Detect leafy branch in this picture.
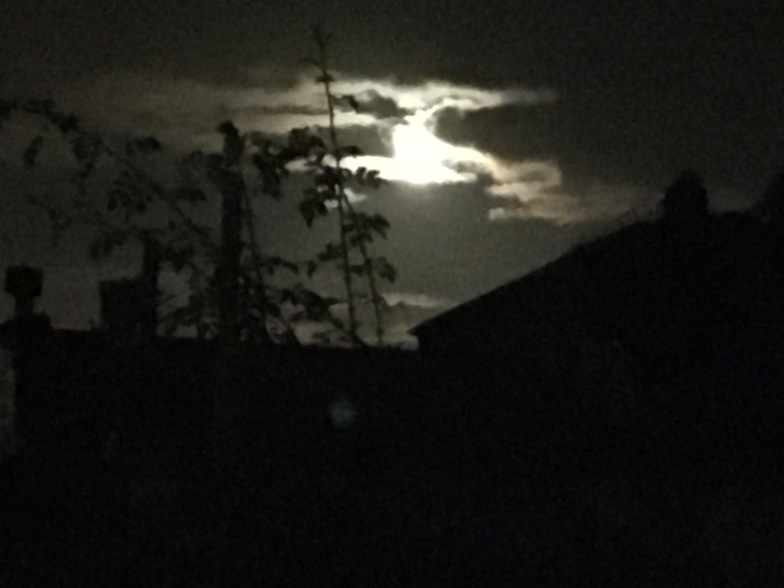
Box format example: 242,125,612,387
2,45,399,348
1,100,312,342
305,26,397,346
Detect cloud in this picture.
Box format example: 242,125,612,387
280,290,454,348
487,180,661,225
383,291,456,310
54,68,657,224
330,78,555,112
56,69,554,151
353,90,408,120
325,186,366,208
337,290,455,348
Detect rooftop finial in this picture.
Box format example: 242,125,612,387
663,169,709,223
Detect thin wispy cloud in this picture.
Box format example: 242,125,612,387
289,290,454,348
488,181,661,225
383,291,456,310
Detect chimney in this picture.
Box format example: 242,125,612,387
1,266,51,351
5,266,43,317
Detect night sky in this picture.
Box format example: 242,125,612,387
1,0,782,342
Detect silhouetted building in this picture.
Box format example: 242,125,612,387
757,168,784,226
412,193,784,398
0,266,53,454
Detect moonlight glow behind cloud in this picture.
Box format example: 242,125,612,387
55,68,656,224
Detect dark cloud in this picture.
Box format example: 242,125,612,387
354,90,409,120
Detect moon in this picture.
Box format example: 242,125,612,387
390,109,484,185
333,106,489,186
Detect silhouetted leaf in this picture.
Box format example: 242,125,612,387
248,131,271,150
309,135,326,150
216,121,239,136
89,233,127,259
349,212,389,240
368,213,390,238
316,166,341,190
251,151,287,198
125,136,162,155
262,256,299,274
261,171,283,199
317,242,343,263
288,127,321,158
281,260,299,273
106,187,128,208
181,150,205,168
300,199,316,227
54,113,78,133
205,153,225,170
218,123,244,166
350,231,373,246
0,101,11,129
251,152,270,172
23,136,45,167
365,169,383,188
24,99,55,116
337,145,362,158
173,188,207,202
311,330,332,345
280,289,294,304
70,135,100,165
374,256,397,282
299,195,329,226
208,166,244,197
288,310,307,322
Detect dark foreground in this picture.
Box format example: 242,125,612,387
0,328,781,586
2,379,782,588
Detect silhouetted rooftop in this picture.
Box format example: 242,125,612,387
413,211,784,390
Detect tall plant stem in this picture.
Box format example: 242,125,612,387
313,26,360,346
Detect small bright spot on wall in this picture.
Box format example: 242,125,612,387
329,396,357,429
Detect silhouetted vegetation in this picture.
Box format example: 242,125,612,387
306,25,394,346
0,39,396,347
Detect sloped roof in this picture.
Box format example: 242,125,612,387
411,219,664,339
412,212,784,386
